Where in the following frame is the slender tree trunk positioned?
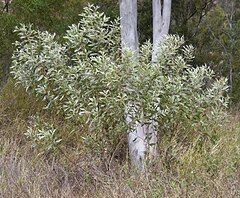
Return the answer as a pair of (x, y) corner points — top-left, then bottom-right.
(228, 0), (235, 93)
(119, 0), (138, 51)
(149, 0), (172, 162)
(120, 0), (172, 170)
(120, 0), (143, 170)
(152, 0), (172, 61)
(120, 0), (148, 170)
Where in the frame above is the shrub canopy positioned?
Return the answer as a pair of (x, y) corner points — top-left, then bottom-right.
(11, 5), (229, 148)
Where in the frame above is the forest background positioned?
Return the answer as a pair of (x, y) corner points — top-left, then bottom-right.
(1, 0), (240, 197)
(1, 0), (240, 101)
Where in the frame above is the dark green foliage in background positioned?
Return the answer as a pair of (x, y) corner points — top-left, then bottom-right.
(2, 0), (240, 102)
(0, 0), (87, 84)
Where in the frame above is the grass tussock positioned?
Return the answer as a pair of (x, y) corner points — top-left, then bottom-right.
(1, 80), (240, 197)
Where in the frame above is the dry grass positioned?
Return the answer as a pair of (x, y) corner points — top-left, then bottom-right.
(1, 80), (240, 197)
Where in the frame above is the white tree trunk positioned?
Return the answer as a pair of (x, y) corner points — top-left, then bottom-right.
(149, 0), (172, 165)
(119, 0), (138, 51)
(149, 0), (172, 164)
(152, 0), (172, 61)
(120, 0), (148, 170)
(120, 0), (172, 170)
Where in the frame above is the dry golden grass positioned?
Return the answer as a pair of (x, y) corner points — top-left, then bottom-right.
(1, 80), (240, 197)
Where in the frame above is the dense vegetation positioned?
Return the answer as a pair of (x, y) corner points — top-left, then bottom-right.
(1, 0), (240, 197)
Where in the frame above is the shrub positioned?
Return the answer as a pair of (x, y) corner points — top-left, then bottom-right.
(11, 5), (229, 154)
(25, 115), (62, 155)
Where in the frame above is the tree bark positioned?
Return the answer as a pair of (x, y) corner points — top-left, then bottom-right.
(119, 0), (138, 51)
(120, 0), (172, 170)
(152, 0), (172, 61)
(120, 0), (148, 170)
(149, 0), (172, 164)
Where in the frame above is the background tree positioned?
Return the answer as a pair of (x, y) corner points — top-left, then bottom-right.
(189, 0), (240, 101)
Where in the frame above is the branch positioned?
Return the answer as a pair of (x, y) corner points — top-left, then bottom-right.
(183, 0), (216, 25)
(2, 0), (9, 13)
(207, 26), (231, 61)
(189, 0), (216, 39)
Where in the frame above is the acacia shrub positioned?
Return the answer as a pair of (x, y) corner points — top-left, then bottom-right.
(11, 5), (229, 155)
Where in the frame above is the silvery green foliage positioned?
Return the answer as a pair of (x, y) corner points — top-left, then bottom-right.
(11, 5), (228, 149)
(11, 5), (124, 150)
(123, 36), (229, 137)
(24, 116), (62, 154)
